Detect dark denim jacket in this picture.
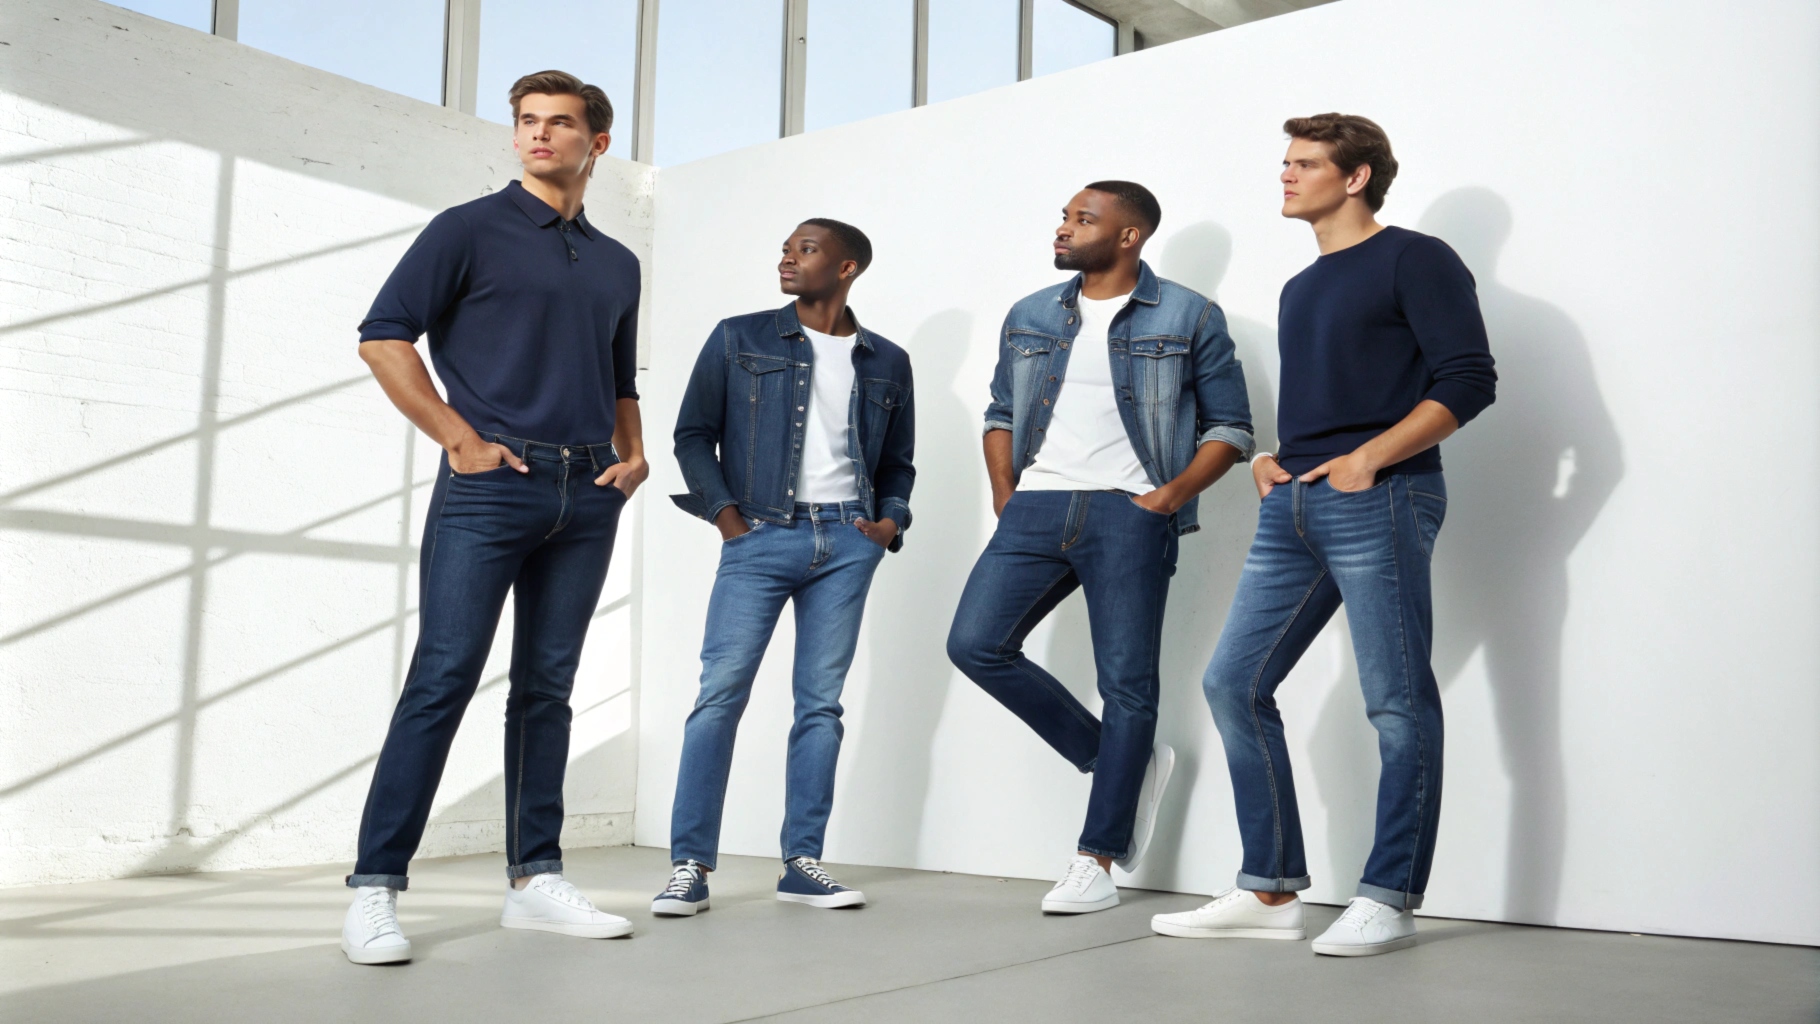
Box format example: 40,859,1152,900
985,261,1254,536
672,303,915,551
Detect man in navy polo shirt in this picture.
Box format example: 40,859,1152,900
1153,114,1496,955
339,71,648,965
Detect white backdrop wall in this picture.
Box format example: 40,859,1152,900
0,0,650,885
635,0,1820,944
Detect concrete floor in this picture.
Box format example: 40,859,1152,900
1,846,1814,1023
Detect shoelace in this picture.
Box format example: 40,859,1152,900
1060,857,1101,893
359,889,399,935
1197,888,1248,913
662,865,702,898
791,858,841,889
1335,896,1384,928
532,874,596,911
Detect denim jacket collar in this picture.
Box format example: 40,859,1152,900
1058,259,1162,311
773,301,877,352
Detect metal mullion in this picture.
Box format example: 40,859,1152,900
1017,0,1034,81
632,0,660,162
912,0,929,107
442,0,481,115
211,0,238,40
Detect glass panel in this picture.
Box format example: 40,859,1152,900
238,0,445,105
654,0,785,166
477,0,639,159
109,0,212,32
926,0,1018,105
805,0,914,133
1033,0,1115,78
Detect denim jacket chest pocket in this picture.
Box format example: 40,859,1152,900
1125,336,1192,402
861,379,905,461
1005,331,1057,404
734,351,795,496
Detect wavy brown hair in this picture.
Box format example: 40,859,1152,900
1283,113,1398,212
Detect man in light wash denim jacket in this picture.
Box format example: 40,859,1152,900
657,219,914,917
947,181,1254,916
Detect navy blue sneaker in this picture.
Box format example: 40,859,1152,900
776,857,866,909
652,862,709,916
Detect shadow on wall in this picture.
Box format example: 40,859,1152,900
839,310,978,866
1306,188,1624,924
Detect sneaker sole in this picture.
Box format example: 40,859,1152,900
1312,934,1417,956
499,916,634,938
1041,892,1120,914
1116,745,1176,873
1150,920,1305,940
776,891,866,909
651,897,709,917
341,938,412,964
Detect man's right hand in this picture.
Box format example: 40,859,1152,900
450,437,528,475
1253,454,1292,499
714,505,751,542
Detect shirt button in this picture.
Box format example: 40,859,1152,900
1060,342,1069,349
787,489,795,495
1042,398,1051,405
798,406,804,411
561,447,571,457
1049,376,1056,381
1067,317,1075,325
795,421,802,426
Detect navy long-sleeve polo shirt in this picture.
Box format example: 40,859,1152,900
358,179,641,446
1274,226,1497,476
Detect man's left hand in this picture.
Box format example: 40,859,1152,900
595,456,650,496
855,517,899,549
1131,487,1180,515
1299,451,1377,492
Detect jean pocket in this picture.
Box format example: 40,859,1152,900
1127,495,1172,517
1408,490,1447,557
722,520,765,544
449,463,517,480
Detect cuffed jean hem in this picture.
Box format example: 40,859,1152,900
1357,882,1423,910
1077,843,1124,859
1236,871,1312,893
507,859,564,880
346,873,408,890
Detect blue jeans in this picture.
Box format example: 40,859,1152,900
348,435,628,890
1203,473,1447,909
946,490,1178,859
668,501,886,869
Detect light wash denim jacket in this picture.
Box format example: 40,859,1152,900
984,261,1254,536
672,302,915,551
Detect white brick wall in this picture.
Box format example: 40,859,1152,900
0,0,652,885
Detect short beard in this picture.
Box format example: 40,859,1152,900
1053,236,1118,273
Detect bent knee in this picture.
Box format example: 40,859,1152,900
1201,667,1253,723
945,624,997,674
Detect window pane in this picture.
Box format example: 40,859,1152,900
238,0,445,105
805,1,913,133
1033,0,1115,78
477,0,639,159
926,0,1017,105
111,0,212,32
655,0,784,166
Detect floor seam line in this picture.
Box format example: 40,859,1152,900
719,932,1156,1023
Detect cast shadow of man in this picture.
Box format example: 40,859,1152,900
1307,188,1624,923
1040,222,1278,887
837,310,981,866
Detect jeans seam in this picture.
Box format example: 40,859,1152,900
1387,478,1427,899
511,708,527,865
1248,566,1330,881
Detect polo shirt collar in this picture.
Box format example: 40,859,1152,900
504,179,592,237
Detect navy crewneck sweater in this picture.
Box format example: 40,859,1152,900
1274,225,1497,476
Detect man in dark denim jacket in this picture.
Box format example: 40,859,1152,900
947,182,1254,916
657,219,914,915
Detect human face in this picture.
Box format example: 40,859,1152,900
1280,137,1364,222
779,225,855,298
513,93,608,180
1053,189,1134,272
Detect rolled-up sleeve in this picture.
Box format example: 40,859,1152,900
1397,236,1497,425
873,363,916,553
982,314,1016,435
671,324,739,522
357,211,472,343
1190,300,1257,461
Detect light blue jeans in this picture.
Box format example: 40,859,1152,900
1203,473,1447,910
669,501,886,869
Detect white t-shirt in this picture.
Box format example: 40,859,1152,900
1018,292,1153,494
796,325,861,502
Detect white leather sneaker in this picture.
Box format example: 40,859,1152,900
1310,896,1417,956
1041,855,1120,914
500,873,634,939
1116,743,1176,872
1150,887,1305,940
341,886,412,965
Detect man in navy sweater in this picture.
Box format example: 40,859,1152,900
1152,114,1496,955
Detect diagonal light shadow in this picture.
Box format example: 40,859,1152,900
0,224,425,338
0,509,416,563
0,136,152,167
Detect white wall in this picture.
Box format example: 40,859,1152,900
0,0,651,885
635,0,1820,944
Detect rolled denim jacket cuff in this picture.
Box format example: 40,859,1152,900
878,498,912,537
705,497,741,523
1197,426,1256,462
983,419,1014,437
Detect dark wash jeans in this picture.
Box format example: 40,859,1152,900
946,490,1177,859
1203,473,1447,909
348,434,627,890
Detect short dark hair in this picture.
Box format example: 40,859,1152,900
800,218,873,272
1282,113,1398,212
509,70,614,138
1083,180,1161,236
